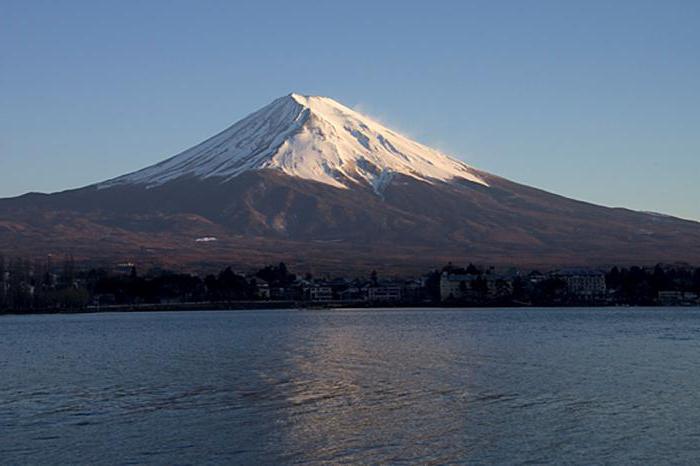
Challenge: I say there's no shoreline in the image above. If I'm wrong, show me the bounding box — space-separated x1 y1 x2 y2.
1 301 698 316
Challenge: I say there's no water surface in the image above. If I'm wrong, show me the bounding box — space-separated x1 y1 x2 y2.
2 308 700 464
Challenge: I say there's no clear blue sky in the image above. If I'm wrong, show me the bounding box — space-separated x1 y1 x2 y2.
2 0 699 220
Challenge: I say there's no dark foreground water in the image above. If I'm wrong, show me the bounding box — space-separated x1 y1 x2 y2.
2 308 700 465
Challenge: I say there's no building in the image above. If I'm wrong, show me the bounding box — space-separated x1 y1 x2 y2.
441 273 475 301
553 269 607 297
367 285 402 302
255 279 271 299
269 286 296 301
305 285 333 302
440 272 513 302
338 287 364 301
113 262 136 275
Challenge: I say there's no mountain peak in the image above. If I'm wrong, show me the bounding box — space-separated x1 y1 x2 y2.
287 92 334 105
287 93 369 124
288 92 310 103
99 94 488 192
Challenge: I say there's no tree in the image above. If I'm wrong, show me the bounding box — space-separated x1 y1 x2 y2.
0 254 6 310
532 278 567 305
423 270 441 302
650 264 670 292
256 263 296 287
466 263 480 275
511 276 529 304
61 254 75 289
214 267 252 301
606 266 621 290
472 276 489 301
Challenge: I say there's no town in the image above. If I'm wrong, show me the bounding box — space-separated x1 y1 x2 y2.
1 256 699 313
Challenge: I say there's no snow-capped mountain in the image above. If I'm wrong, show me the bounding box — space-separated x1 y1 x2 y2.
99 93 487 193
1 93 700 272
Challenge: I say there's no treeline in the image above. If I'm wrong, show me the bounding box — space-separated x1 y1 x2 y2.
0 257 300 312
431 263 584 306
435 263 700 306
0 256 90 312
606 265 700 305
1 254 700 313
90 263 298 304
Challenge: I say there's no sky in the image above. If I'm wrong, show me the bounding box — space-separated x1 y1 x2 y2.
1 0 699 220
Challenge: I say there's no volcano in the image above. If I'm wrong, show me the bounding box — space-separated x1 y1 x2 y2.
1 93 699 272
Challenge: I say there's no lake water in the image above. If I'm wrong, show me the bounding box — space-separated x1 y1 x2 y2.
2 308 700 464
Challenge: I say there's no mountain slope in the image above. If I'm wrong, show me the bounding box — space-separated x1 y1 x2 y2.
1 93 699 272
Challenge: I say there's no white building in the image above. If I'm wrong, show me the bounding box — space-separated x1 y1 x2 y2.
554 269 607 296
367 285 402 302
306 286 333 302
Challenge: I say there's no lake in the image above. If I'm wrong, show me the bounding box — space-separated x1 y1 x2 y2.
2 308 700 464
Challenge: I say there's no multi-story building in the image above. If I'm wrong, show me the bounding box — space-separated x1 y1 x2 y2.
367 285 402 302
553 269 607 297
306 285 333 302
440 272 513 302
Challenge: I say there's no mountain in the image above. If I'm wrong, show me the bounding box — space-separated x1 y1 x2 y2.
1 93 699 273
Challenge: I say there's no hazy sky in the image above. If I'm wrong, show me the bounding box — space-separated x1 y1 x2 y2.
2 0 699 220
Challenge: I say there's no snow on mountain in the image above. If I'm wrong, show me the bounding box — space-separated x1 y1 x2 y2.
99 93 487 193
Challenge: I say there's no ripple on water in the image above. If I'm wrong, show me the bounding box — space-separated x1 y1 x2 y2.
1 308 700 464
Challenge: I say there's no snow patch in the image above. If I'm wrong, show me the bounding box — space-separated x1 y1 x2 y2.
372 169 396 196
